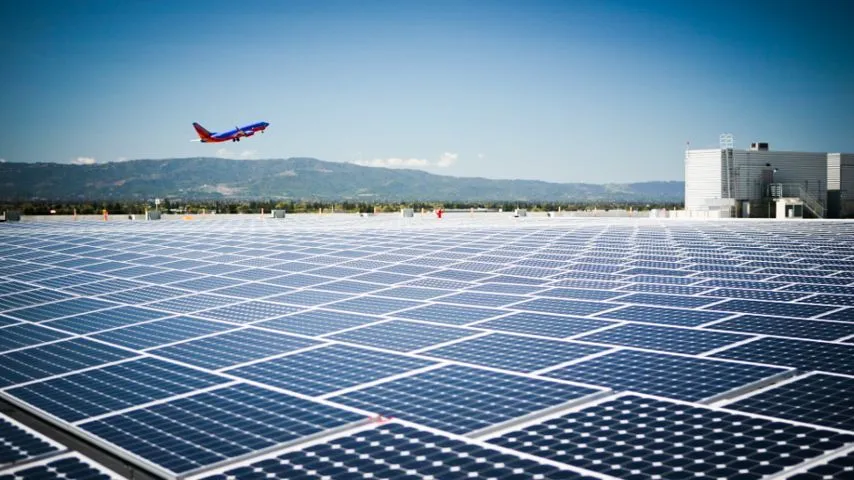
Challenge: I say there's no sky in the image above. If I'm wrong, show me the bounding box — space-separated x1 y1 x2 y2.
1 0 852 183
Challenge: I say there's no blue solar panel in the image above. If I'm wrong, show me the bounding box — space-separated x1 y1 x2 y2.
90 316 237 350
311 279 381 293
210 282 291 299
713 337 854 375
266 289 352 306
42 306 169 334
199 422 599 480
145 294 241 315
422 333 609 372
226 344 436 396
614 292 722 308
328 319 478 351
0 324 71 353
168 276 244 291
708 314 854 341
325 295 423 315
0 290 75 312
544 349 790 402
819 307 853 321
4 297 118 323
0 414 62 468
0 338 139 388
725 373 854 432
100 285 191 304
798 293 854 307
512 298 616 316
78 383 365 477
394 303 505 326
7 357 231 423
332 364 604 435
595 304 732 327
576 323 752 354
488 394 854 480
149 328 322 370
705 299 838 318
476 311 617 338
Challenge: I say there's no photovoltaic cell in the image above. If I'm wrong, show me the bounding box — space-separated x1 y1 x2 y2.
713 337 854 375
576 323 752 355
0 453 117 480
595 305 732 327
90 316 237 350
332 364 604 435
7 357 231 423
705 299 838 318
394 303 505 326
225 344 436 396
255 309 382 337
421 333 610 372
0 414 62 468
512 298 617 317
42 306 169 335
488 394 854 480
725 373 854 432
149 328 322 370
78 383 365 476
544 349 790 402
708 314 854 341
0 324 71 353
199 422 599 480
328 320 478 352
0 338 138 388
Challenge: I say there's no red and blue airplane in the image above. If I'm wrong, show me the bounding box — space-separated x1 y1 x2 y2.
191 121 270 143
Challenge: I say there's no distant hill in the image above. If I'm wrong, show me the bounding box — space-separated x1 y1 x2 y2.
0 157 684 203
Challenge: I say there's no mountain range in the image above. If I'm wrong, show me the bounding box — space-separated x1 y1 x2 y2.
0 157 684 203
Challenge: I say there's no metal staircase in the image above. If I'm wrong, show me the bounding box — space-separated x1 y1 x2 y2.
767 183 825 218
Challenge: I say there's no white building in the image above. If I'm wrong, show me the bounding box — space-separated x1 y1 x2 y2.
684 141 854 218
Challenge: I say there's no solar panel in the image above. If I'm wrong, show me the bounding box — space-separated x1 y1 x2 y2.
0 338 139 388
487 393 854 479
225 344 436 396
786 450 854 480
77 383 365 478
197 422 600 480
332 364 606 435
421 333 610 372
328 320 479 352
713 337 854 375
708 314 854 341
394 303 505 326
90 316 237 350
543 349 791 402
7 357 232 423
149 328 322 370
595 304 732 327
0 324 71 353
0 452 119 480
0 413 63 469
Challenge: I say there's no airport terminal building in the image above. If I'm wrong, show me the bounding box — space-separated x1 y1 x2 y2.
684 140 854 218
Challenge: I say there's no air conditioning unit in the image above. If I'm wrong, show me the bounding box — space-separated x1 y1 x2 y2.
750 142 769 151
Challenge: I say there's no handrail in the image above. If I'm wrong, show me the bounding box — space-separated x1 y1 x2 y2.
767 183 824 218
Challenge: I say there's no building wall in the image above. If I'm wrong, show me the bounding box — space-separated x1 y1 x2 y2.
730 150 828 203
684 149 723 210
838 153 854 217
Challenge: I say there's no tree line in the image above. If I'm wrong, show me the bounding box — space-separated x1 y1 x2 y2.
1 199 684 216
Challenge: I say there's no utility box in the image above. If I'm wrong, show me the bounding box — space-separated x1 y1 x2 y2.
514 209 527 217
271 209 286 219
146 210 162 220
401 208 414 218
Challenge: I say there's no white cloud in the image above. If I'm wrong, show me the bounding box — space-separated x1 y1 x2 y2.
437 152 458 168
354 152 459 169
354 157 430 168
116 156 129 162
72 157 96 165
477 153 485 160
0 158 5 163
215 148 258 159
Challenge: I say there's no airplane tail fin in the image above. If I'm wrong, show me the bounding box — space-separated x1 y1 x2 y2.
192 122 213 140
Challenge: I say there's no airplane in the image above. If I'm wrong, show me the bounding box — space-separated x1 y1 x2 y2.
191 121 270 143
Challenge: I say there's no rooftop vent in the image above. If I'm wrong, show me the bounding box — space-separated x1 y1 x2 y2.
750 142 769 151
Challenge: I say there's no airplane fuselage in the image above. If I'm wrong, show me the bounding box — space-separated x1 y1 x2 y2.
193 121 269 143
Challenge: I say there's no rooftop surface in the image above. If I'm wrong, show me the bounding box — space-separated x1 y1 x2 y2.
2 213 854 480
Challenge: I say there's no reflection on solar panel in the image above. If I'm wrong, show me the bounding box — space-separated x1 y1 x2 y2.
3 216 854 479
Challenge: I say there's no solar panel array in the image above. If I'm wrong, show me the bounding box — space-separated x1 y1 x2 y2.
2 214 854 480
0 413 118 479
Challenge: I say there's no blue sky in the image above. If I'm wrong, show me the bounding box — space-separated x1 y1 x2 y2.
1 0 851 183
